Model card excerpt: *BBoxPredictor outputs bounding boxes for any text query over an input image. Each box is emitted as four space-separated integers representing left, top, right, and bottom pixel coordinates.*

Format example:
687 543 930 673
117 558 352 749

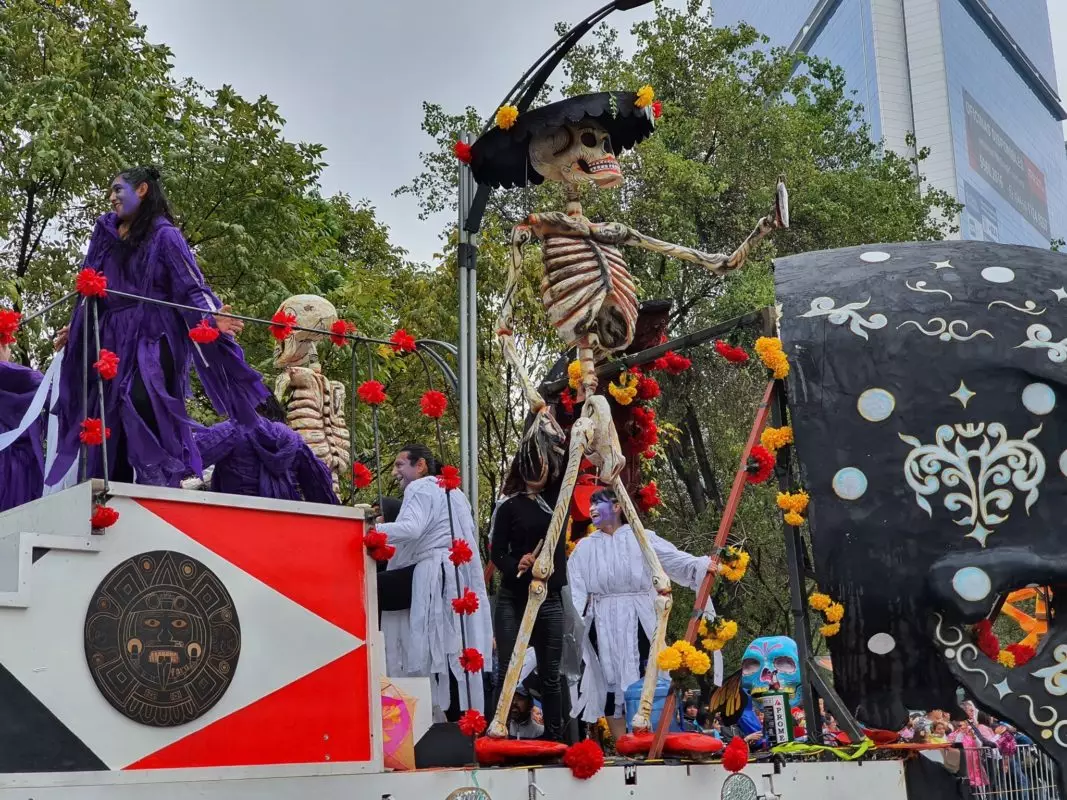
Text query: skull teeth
587 159 618 173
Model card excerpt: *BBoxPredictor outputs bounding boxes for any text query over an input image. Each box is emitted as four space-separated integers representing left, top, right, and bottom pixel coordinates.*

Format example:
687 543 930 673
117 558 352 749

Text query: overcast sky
129 0 1067 266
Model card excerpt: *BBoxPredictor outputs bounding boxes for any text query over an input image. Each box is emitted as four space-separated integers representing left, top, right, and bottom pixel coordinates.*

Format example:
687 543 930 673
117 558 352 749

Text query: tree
399 1 962 658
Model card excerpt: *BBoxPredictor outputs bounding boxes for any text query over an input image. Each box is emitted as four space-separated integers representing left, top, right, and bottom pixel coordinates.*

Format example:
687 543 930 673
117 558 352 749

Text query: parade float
2 2 1066 799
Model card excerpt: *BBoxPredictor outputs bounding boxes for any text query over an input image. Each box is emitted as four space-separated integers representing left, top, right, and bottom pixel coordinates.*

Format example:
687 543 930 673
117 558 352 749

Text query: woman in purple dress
191 394 338 504
48 166 268 488
0 342 44 512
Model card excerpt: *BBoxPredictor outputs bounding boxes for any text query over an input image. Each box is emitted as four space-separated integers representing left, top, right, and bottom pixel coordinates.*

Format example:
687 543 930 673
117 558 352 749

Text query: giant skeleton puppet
272 294 351 495
470 91 788 737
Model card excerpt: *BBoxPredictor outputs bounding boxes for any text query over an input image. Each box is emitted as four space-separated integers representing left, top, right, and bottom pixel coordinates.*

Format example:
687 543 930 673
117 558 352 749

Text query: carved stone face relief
529 121 622 189
272 294 339 369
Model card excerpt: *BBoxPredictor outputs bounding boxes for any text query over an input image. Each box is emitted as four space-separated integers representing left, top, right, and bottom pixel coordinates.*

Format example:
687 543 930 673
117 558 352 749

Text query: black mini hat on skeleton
470 91 656 190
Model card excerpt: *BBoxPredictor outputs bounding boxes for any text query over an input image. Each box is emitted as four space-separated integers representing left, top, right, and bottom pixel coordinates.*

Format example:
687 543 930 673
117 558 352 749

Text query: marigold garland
189 319 220 344
567 359 582 390
357 380 387 405
458 709 486 737
761 426 794 453
634 84 655 108
824 602 845 623
79 417 110 446
420 389 448 418
745 444 776 484
76 268 107 297
808 592 832 612
330 319 357 346
449 539 473 566
755 337 789 379
451 589 480 615
93 349 119 380
453 141 473 164
819 622 841 637
608 371 639 405
459 647 485 673
997 650 1016 669
718 546 750 582
495 104 519 130
658 639 712 675
700 618 739 652
776 491 809 514
783 511 805 527
352 462 374 489
390 329 416 353
91 504 119 529
809 592 844 636
437 465 462 491
0 309 21 345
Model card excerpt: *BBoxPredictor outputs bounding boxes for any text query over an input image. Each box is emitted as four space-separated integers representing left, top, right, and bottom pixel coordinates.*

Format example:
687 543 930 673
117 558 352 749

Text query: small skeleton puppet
470 90 788 737
272 294 351 495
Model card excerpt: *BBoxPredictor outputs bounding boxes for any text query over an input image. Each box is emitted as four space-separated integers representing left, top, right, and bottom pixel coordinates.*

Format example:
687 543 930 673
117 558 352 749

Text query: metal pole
464 134 480 508
458 137 470 496
78 299 89 482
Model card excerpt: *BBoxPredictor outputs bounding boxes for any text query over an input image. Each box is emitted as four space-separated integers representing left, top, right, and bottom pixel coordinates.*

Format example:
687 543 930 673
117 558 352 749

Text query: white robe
567 524 717 723
376 476 493 714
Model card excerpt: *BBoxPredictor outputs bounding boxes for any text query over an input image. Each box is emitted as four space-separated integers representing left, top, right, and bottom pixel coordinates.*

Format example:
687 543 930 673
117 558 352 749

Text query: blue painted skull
740 636 802 708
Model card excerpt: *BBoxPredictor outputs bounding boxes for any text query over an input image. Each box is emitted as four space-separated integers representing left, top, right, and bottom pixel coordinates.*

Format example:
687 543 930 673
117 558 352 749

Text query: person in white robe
568 487 721 737
375 444 493 718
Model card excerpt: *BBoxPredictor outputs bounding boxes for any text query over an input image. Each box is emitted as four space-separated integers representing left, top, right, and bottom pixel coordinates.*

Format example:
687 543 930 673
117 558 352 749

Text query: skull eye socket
741 658 761 676
580 132 597 148
773 656 798 674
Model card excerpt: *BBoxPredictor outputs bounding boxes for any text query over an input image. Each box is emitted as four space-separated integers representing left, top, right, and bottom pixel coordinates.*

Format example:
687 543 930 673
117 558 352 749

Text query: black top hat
470 91 655 189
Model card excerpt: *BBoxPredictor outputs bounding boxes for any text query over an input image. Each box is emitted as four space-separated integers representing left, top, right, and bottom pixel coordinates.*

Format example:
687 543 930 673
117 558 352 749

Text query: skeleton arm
621 178 789 277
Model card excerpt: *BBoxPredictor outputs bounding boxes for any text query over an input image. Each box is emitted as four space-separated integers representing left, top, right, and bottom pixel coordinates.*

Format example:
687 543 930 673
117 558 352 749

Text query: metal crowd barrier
962 745 1061 799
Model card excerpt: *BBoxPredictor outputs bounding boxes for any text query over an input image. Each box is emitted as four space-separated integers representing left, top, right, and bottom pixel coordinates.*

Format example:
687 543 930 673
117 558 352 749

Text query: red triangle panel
139 499 367 639
126 648 371 769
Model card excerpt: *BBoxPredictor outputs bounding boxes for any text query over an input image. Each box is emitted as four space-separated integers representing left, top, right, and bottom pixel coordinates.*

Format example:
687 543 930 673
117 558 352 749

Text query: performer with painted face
567 488 713 738
374 444 493 719
0 342 44 512
187 394 338 504
46 166 265 488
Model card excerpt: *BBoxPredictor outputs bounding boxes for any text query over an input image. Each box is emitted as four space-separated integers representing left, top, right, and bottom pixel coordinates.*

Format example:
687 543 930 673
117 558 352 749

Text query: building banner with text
963 90 1050 238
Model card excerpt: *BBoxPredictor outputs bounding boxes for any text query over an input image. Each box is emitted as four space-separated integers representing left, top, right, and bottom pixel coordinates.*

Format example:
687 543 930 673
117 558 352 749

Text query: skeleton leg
487 414 594 738
611 475 672 733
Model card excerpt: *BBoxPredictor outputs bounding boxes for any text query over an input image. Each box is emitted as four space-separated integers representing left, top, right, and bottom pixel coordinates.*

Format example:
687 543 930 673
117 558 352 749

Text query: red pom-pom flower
715 340 749 364
93 349 119 380
745 444 776 484
636 480 661 512
458 709 486 737
636 373 660 400
363 529 396 562
357 380 387 405
91 504 119 529
559 388 576 414
459 647 484 673
420 390 448 419
352 462 374 489
722 735 749 772
390 329 416 353
0 309 21 345
79 418 110 446
663 351 692 375
451 589 480 616
631 406 659 451
437 465 462 491
76 268 107 297
189 319 220 344
974 619 1001 660
454 141 473 164
563 739 605 780
330 319 357 346
648 355 669 372
1006 642 1036 667
652 100 663 119
270 310 297 341
642 448 657 460
449 539 473 566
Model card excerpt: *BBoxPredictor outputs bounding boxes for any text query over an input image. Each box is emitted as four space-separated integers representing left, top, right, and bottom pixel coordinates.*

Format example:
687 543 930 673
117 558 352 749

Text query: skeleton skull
529 121 622 189
272 294 338 370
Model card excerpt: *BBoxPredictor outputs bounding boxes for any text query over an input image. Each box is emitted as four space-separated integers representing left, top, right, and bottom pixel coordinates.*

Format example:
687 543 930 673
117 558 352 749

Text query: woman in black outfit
490 432 566 741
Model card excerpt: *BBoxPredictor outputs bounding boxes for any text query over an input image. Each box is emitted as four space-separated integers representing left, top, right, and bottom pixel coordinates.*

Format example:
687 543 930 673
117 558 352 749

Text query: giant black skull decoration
777 241 1067 784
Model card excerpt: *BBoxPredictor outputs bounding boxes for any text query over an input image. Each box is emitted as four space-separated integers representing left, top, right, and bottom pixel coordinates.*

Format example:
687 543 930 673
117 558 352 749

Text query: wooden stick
646 380 778 760
516 539 545 578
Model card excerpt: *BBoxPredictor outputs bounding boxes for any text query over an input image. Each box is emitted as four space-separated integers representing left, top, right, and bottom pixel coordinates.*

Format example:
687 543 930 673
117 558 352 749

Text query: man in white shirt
374 444 493 721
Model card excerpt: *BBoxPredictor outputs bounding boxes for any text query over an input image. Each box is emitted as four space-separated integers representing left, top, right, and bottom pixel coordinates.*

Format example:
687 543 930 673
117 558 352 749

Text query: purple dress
0 362 44 512
47 213 269 487
192 418 339 504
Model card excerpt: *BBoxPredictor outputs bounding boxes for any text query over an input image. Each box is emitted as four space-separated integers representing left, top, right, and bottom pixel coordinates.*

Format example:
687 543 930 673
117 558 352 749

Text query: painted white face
529 121 623 189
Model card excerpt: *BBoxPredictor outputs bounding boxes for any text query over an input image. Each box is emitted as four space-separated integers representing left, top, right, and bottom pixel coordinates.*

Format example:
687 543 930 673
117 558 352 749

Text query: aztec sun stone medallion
84 551 241 727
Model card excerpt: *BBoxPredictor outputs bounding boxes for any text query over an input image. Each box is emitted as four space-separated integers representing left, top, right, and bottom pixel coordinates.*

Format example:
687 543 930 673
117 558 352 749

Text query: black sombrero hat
470 91 656 189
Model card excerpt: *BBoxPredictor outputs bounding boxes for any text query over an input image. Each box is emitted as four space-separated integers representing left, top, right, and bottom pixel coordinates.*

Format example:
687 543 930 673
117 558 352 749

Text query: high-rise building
712 0 1066 247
